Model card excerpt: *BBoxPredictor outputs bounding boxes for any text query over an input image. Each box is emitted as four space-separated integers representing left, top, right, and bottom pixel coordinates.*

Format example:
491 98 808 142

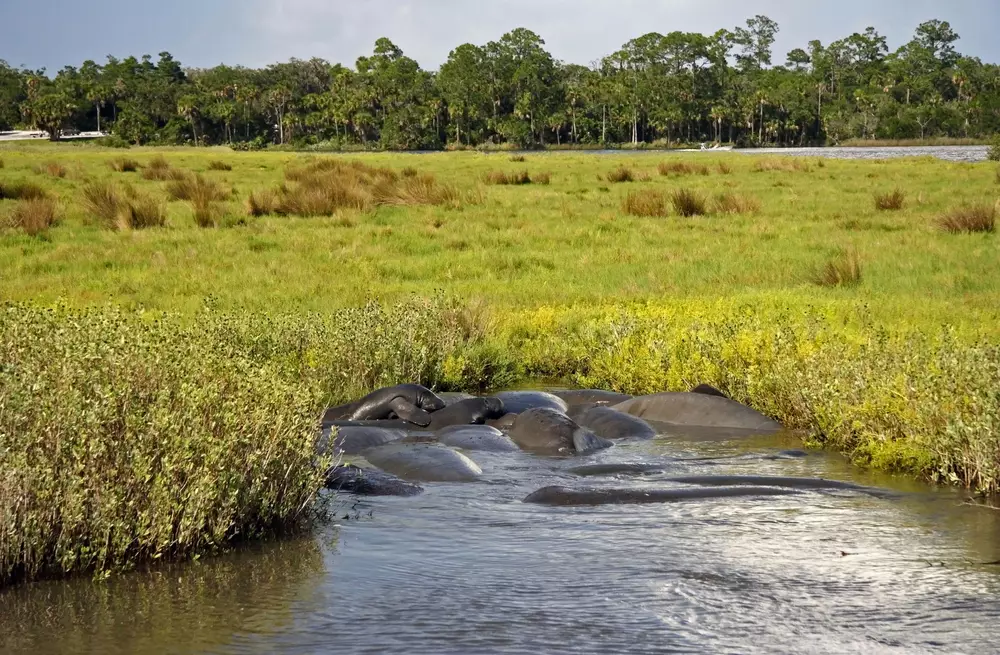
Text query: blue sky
3 0 999 72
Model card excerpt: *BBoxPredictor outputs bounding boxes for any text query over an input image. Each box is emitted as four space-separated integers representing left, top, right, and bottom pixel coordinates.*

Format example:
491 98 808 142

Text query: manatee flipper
388 398 434 427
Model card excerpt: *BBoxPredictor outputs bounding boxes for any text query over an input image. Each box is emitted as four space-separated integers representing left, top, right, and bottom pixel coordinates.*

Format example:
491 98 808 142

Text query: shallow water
496 145 991 163
2 426 999 654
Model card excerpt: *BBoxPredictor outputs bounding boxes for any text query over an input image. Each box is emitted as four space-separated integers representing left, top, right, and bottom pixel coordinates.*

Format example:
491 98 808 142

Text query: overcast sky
3 0 999 73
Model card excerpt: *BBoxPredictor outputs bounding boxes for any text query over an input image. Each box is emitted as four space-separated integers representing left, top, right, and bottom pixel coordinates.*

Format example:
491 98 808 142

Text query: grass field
0 143 998 315
1 141 998 583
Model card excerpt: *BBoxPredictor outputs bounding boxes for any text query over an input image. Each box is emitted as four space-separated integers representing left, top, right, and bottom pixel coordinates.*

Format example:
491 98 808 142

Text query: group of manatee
319 384 892 505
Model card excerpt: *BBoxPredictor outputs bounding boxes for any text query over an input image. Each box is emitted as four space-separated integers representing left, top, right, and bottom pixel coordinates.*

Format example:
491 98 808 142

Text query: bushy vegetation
0 295 501 585
506 302 1000 494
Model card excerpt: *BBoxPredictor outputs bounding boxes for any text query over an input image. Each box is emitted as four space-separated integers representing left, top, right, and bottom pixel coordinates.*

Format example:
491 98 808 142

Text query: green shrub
0 294 502 585
95 135 131 149
987 135 1000 162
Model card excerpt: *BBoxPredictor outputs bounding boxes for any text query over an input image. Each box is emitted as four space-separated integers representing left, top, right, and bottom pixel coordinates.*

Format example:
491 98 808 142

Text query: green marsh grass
1 143 1000 509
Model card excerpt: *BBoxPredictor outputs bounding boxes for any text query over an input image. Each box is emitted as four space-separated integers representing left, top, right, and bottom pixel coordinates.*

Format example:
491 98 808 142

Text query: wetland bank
1 144 999 650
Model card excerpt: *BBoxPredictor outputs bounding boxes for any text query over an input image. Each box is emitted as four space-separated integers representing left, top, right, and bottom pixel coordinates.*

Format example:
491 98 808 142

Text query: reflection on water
2 428 999 654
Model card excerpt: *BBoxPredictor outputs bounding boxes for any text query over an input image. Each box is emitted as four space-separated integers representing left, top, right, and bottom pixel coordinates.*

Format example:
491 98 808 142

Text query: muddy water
2 426 999 654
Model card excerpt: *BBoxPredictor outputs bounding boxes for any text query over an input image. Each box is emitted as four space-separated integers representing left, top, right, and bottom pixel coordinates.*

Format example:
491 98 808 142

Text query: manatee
508 408 613 456
691 384 730 399
437 425 521 452
495 391 569 415
568 463 668 477
422 397 507 430
486 413 518 430
575 406 657 441
553 389 634 409
439 392 477 406
523 485 802 506
325 465 424 497
323 384 447 427
611 392 781 433
363 443 483 482
665 475 896 497
323 426 408 455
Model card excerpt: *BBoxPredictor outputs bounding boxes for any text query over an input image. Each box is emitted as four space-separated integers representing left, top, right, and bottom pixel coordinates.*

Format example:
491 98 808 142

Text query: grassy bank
0 296 495 586
1 143 998 582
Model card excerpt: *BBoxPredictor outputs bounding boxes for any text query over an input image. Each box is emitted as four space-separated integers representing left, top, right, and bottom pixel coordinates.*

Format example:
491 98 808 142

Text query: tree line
2 16 998 149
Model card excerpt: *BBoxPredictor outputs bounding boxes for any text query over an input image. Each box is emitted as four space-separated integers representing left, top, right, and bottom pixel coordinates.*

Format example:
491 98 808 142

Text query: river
2 420 999 654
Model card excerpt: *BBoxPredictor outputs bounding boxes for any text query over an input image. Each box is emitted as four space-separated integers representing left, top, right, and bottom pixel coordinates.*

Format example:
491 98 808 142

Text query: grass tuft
658 161 693 176
622 189 668 217
605 166 635 183
246 189 279 216
35 161 67 178
81 181 165 230
141 156 186 181
671 188 708 216
0 181 48 201
713 191 761 214
874 189 906 211
937 203 996 234
811 250 863 287
401 166 419 177
109 157 142 173
165 173 230 203
484 170 532 185
509 155 526 162
6 198 59 236
717 162 733 174
207 160 233 171
533 171 551 185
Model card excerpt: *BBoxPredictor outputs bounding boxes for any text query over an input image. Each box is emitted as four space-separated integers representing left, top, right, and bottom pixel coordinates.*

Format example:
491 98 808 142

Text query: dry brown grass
0 180 47 201
264 159 460 217
81 181 165 230
192 198 220 228
717 162 733 174
207 160 233 171
606 166 635 183
658 161 693 176
141 155 186 181
509 155 526 163
6 198 59 235
35 161 67 178
811 250 863 287
671 188 708 216
402 166 419 177
533 171 552 185
622 189 668 217
874 189 906 211
484 170 533 185
246 189 279 216
166 173 231 203
752 158 811 173
109 157 141 173
937 203 996 234
713 191 761 214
